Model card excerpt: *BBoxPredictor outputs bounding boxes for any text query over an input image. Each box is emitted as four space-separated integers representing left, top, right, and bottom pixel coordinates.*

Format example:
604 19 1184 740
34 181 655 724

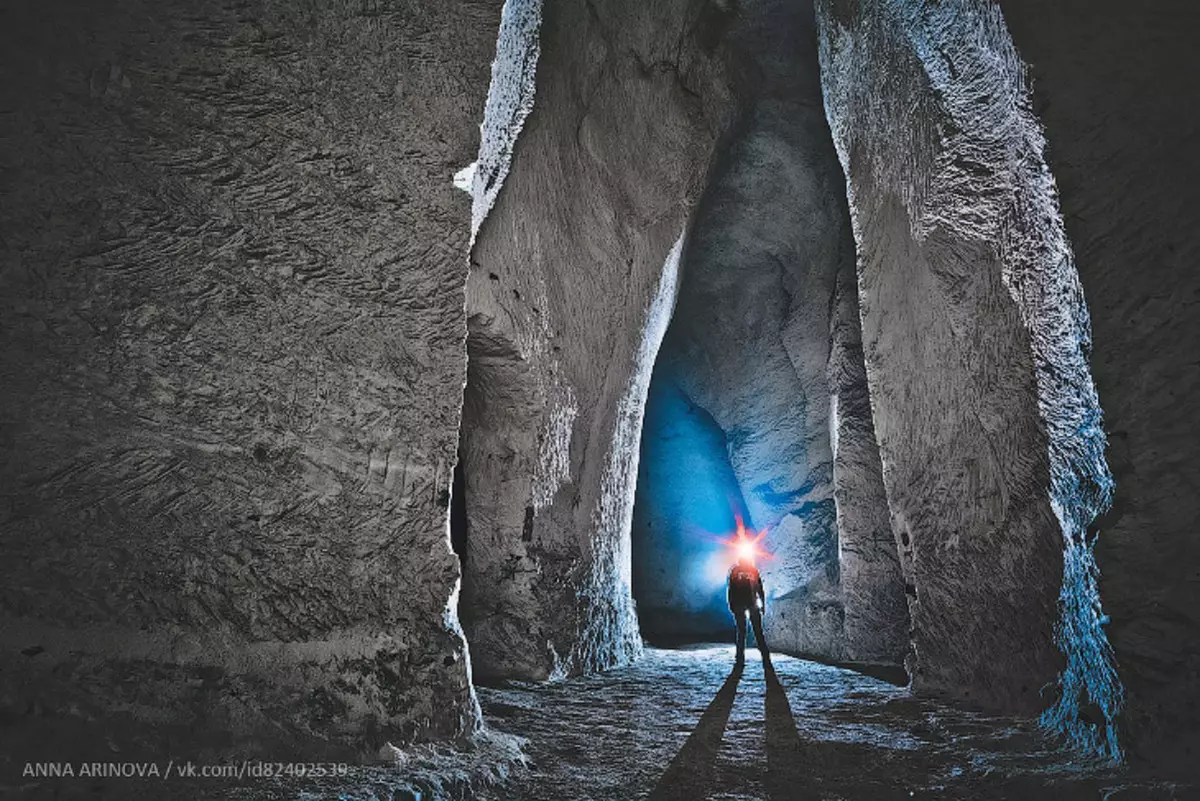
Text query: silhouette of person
727 554 770 667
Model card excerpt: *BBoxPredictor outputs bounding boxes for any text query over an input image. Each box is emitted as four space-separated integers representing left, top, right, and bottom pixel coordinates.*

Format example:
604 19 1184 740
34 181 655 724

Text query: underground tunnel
2 0 1198 798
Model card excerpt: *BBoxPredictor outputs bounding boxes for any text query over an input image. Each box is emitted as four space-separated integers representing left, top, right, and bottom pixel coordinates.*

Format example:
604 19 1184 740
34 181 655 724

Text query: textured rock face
998 0 1200 774
816 0 1120 743
459 0 735 680
637 0 907 665
829 256 910 665
0 0 499 754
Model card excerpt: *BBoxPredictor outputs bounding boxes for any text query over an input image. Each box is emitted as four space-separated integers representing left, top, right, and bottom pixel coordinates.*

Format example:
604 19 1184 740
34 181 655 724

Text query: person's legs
749 606 771 665
734 609 747 665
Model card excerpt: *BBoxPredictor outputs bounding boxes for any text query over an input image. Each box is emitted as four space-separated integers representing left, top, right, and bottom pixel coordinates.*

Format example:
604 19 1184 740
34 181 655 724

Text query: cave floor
43 646 1185 800
470 645 1175 801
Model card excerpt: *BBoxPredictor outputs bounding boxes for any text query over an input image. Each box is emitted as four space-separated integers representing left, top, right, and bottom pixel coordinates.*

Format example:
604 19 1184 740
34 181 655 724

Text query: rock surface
815 0 1096 722
998 0 1200 775
828 252 910 665
459 0 736 680
0 0 499 754
470 648 1158 801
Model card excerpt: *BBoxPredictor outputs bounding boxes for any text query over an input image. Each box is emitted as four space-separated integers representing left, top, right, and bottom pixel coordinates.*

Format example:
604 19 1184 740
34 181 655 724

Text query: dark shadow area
763 662 816 801
450 448 467 560
646 664 744 801
764 663 917 801
638 610 733 648
456 323 549 679
805 658 908 687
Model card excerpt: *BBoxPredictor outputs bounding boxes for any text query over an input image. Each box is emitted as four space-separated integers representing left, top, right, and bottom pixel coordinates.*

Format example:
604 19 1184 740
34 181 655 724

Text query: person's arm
756 575 765 611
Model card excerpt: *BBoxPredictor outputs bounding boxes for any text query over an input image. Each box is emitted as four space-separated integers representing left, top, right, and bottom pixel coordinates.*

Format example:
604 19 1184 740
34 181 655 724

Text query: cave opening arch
629 0 910 672
631 375 752 647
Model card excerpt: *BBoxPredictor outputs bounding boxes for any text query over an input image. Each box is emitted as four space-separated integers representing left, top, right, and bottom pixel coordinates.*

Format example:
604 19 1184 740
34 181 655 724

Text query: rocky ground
471 646 1184 800
7 646 1190 799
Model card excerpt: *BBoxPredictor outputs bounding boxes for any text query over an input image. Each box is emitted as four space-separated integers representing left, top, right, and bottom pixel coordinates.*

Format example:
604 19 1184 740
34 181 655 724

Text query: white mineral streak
532 383 578 511
453 161 476 193
442 574 483 728
464 0 543 242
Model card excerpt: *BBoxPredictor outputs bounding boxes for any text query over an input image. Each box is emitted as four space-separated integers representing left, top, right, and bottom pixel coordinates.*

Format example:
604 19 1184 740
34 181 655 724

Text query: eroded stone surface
459 0 736 680
0 0 499 754
470 648 1154 801
829 252 910 666
815 0 1077 717
998 0 1200 775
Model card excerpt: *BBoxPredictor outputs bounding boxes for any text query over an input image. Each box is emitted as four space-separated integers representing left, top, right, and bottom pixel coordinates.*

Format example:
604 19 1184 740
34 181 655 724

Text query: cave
2 0 1198 798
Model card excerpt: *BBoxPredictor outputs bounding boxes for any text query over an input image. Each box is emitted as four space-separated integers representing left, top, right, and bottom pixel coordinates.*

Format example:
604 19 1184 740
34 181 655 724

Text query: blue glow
631 374 750 638
1039 392 1123 763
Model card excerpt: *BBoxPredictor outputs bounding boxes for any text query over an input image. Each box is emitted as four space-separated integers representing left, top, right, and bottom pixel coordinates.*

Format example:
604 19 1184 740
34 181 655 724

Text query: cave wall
0 0 500 756
997 0 1200 774
459 0 736 681
639 0 907 665
816 0 1121 751
829 246 910 666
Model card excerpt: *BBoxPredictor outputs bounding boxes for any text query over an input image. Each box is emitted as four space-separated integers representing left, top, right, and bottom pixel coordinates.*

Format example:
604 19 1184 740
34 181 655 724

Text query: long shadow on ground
467 648 1183 801
764 661 928 801
649 659 925 800
763 660 817 801
646 664 743 801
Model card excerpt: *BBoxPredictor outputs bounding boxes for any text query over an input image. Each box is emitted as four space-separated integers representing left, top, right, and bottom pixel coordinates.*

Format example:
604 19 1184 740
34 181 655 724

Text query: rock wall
459 0 735 680
816 0 1119 744
0 0 500 757
829 249 910 666
998 0 1200 774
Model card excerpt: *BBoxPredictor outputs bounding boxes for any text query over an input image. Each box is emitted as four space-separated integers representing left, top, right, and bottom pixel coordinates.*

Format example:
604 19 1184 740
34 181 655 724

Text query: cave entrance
631 374 749 647
626 0 907 669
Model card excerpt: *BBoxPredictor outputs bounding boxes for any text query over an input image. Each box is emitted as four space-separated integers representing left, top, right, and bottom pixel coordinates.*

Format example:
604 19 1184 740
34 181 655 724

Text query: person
727 553 770 667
